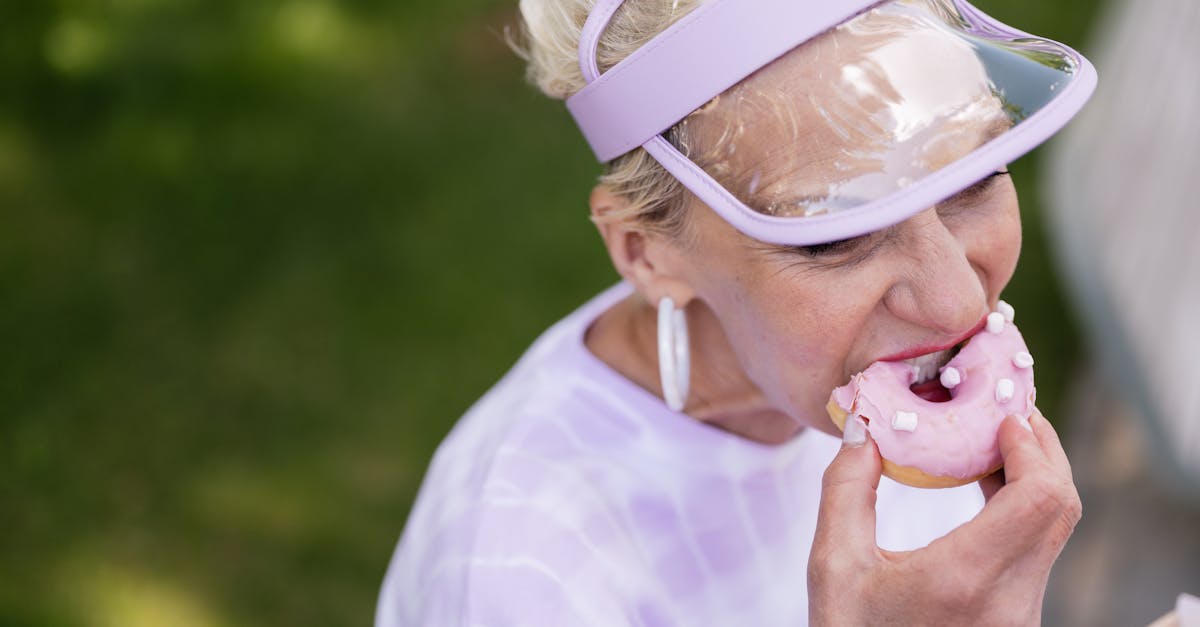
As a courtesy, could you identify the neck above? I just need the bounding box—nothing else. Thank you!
[586,293,802,445]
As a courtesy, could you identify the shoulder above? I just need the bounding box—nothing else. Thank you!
[378,417,658,626]
[378,285,669,625]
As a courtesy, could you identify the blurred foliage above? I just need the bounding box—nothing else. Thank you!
[0,0,1101,624]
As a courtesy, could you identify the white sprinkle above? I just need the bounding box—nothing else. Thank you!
[996,378,1015,403]
[940,366,962,389]
[1012,352,1035,369]
[986,312,1005,334]
[997,300,1016,323]
[892,411,919,432]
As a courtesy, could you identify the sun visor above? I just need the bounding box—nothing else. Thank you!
[568,0,1097,245]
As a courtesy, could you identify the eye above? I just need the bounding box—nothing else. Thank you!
[940,170,1010,212]
[784,231,886,269]
[795,237,862,257]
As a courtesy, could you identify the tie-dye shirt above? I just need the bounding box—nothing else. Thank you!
[377,283,984,626]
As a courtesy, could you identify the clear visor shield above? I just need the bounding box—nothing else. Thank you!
[673,0,1080,221]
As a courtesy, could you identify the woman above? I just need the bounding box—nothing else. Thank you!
[379,0,1096,624]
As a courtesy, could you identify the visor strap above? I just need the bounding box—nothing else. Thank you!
[567,0,872,162]
[578,0,626,84]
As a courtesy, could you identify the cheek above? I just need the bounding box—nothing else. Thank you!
[694,256,879,418]
[726,297,832,414]
[696,261,820,359]
[987,196,1023,290]
[958,189,1023,295]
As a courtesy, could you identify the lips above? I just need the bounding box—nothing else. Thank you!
[901,343,964,402]
[875,316,989,363]
[848,316,989,403]
[886,318,987,403]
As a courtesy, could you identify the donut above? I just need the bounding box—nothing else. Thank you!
[826,302,1037,489]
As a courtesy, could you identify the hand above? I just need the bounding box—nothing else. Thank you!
[808,409,1081,626]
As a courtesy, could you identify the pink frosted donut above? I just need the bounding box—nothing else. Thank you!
[827,307,1037,488]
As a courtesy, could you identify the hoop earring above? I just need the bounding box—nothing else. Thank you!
[657,296,691,412]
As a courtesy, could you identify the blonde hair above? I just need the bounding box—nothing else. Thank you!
[515,0,705,238]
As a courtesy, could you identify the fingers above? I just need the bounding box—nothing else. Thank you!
[812,417,883,564]
[981,409,1071,497]
[1028,408,1073,480]
[942,415,1081,571]
[994,409,1074,491]
[942,418,1053,552]
[995,414,1050,485]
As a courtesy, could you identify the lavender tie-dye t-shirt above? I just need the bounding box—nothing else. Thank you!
[377,283,984,626]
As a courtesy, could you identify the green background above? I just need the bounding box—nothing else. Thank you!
[0,1,1102,624]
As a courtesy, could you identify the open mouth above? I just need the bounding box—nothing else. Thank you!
[902,340,967,403]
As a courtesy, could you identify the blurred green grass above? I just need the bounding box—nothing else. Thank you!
[0,1,1101,624]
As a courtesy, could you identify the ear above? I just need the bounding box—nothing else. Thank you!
[590,185,697,307]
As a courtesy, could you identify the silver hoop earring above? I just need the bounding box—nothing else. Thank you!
[657,297,690,412]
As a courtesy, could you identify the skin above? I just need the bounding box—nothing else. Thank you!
[812,410,1081,626]
[583,5,1082,623]
[587,174,1017,443]
[589,4,1020,444]
[587,171,1080,624]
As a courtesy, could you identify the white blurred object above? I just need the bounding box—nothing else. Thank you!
[1181,593,1200,627]
[1047,0,1200,493]
[1148,593,1200,627]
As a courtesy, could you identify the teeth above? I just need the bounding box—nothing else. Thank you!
[903,350,953,385]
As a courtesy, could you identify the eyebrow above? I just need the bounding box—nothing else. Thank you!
[980,114,1016,145]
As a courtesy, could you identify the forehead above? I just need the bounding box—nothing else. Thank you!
[679,1,1010,216]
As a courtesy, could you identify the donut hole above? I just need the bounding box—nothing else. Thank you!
[908,341,967,403]
[910,378,952,402]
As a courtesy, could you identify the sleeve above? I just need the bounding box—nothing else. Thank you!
[378,490,669,627]
[378,545,616,627]
[457,499,642,627]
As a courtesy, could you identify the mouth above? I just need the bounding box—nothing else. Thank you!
[901,341,965,402]
[903,347,958,385]
[876,316,988,363]
[868,316,987,403]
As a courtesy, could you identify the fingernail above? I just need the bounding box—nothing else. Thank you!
[843,415,868,448]
[1019,416,1033,432]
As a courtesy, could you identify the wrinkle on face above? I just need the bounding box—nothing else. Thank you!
[672,171,1020,433]
[636,2,1034,437]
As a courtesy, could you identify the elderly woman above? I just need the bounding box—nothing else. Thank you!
[379,0,1096,624]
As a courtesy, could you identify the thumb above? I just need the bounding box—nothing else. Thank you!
[813,416,883,560]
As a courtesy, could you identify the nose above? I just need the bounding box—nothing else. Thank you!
[883,209,988,337]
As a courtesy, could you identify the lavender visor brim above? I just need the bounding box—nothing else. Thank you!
[566,0,1098,247]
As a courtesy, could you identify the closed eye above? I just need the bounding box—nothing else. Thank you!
[782,230,888,270]
[795,236,865,257]
[940,170,1010,211]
